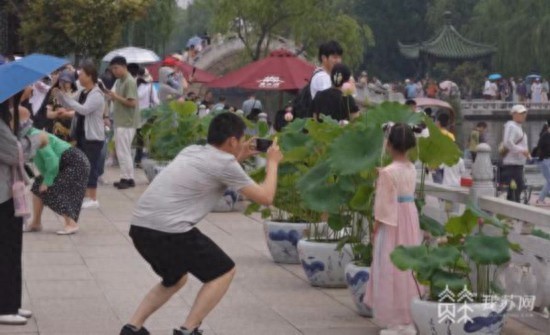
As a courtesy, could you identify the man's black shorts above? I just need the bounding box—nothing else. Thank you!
[129,225,235,287]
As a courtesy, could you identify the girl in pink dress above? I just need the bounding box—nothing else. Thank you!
[364,123,424,335]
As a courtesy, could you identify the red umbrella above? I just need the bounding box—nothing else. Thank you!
[146,57,216,83]
[207,49,315,91]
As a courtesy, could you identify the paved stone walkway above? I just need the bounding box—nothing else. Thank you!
[0,168,542,335]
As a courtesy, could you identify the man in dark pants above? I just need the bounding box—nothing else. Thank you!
[501,104,530,202]
[120,113,283,335]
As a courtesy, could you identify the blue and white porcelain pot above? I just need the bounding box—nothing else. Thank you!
[297,240,353,288]
[411,297,508,335]
[345,262,373,317]
[263,221,309,264]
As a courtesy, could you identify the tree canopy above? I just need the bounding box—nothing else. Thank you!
[465,0,550,76]
[20,0,153,61]
[210,0,372,69]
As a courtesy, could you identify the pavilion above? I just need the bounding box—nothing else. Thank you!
[398,11,496,76]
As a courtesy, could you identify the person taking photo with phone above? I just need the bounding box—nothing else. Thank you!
[120,112,283,335]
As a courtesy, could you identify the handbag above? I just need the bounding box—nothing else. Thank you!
[499,131,524,158]
[12,142,31,218]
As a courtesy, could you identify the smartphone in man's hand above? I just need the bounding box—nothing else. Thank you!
[255,138,273,153]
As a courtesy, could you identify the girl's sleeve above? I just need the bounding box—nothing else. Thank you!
[374,169,398,226]
[38,146,60,186]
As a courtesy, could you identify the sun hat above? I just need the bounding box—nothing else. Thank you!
[510,104,527,114]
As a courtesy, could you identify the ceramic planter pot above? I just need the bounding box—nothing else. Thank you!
[142,158,170,183]
[345,262,372,317]
[297,240,353,288]
[263,221,309,264]
[411,297,508,335]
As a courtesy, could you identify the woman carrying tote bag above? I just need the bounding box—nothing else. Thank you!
[0,94,41,325]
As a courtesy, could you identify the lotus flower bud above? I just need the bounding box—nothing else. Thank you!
[342,82,355,96]
[284,112,294,122]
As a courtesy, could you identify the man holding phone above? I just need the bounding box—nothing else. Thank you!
[120,113,282,335]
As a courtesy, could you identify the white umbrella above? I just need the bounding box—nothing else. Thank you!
[102,47,160,64]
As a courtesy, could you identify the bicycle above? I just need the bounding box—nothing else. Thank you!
[493,165,533,204]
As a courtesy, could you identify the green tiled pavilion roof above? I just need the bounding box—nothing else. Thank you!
[399,24,496,60]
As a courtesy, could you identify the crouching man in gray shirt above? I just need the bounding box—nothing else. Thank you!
[120,113,283,335]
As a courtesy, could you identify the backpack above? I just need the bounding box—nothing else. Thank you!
[292,69,324,118]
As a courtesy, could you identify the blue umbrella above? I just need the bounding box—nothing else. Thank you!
[0,54,68,103]
[186,36,203,48]
[488,73,502,81]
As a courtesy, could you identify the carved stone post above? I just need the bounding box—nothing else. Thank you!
[469,143,496,203]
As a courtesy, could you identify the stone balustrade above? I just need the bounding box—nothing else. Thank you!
[419,143,550,331]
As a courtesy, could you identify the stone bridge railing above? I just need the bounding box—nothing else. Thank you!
[461,99,550,113]
[419,143,550,332]
[194,35,301,74]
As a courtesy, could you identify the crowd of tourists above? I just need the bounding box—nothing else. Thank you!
[1,38,549,335]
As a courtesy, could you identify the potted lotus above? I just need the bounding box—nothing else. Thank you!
[390,206,520,335]
[245,163,321,264]
[141,100,213,182]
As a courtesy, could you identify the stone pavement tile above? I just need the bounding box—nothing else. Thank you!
[84,257,149,274]
[26,280,103,299]
[23,264,92,281]
[75,219,121,234]
[301,327,380,335]
[245,286,348,308]
[280,263,309,281]
[76,244,139,259]
[69,232,131,246]
[31,297,121,333]
[272,302,372,329]
[23,249,83,269]
[22,239,76,252]
[321,288,358,311]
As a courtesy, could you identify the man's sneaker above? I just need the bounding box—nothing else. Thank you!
[120,324,150,335]
[82,199,100,209]
[113,179,125,188]
[173,327,203,335]
[115,179,136,189]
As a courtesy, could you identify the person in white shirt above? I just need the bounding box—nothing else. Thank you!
[310,40,343,100]
[531,79,543,103]
[135,68,160,168]
[483,78,492,99]
[501,104,530,202]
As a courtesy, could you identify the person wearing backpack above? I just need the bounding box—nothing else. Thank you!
[292,41,343,118]
[310,63,359,122]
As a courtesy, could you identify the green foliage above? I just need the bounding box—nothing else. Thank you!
[391,205,519,302]
[166,0,216,53]
[425,0,479,32]
[123,0,178,55]
[417,118,461,169]
[351,0,431,79]
[448,62,488,100]
[210,0,372,69]
[20,0,153,61]
[465,0,550,76]
[532,228,550,241]
[140,101,211,161]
